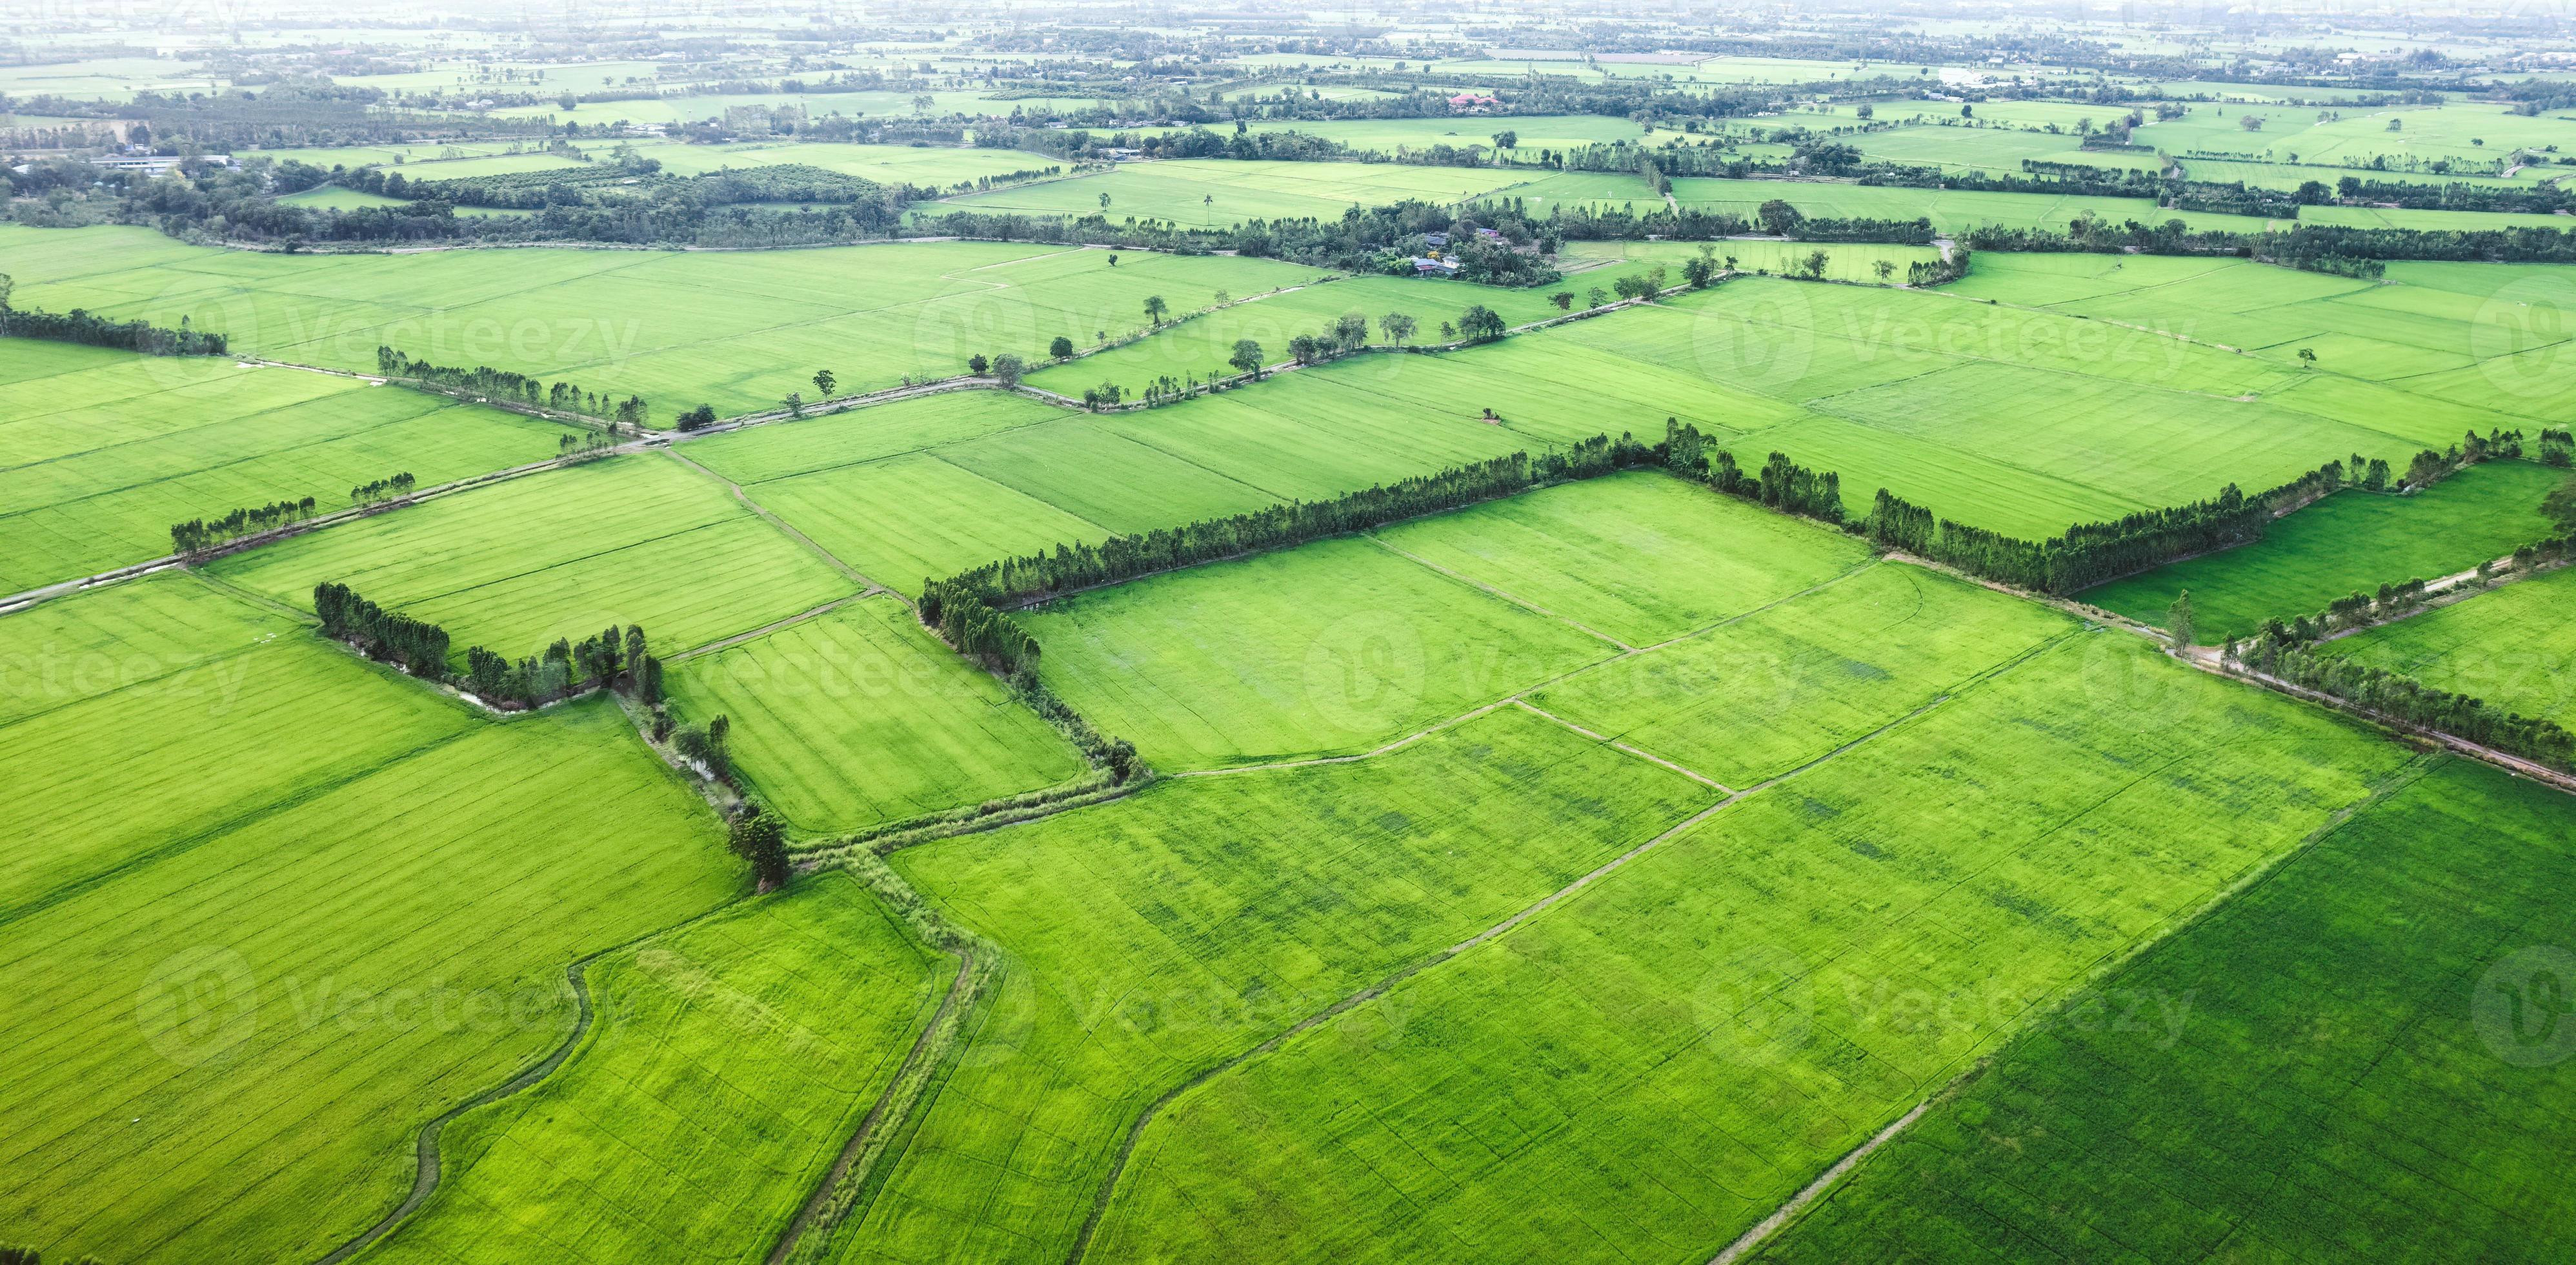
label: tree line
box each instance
[1963,219,2576,267]
[0,296,226,356]
[461,624,661,712]
[918,434,1658,674]
[314,582,450,678]
[376,346,646,427]
[351,472,416,505]
[2228,624,2575,773]
[170,498,318,556]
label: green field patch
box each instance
[1091,372,1536,503]
[750,452,1110,589]
[1473,170,1664,215]
[634,139,1062,190]
[0,340,567,591]
[0,227,1316,416]
[1531,562,2071,787]
[208,453,855,660]
[683,389,1064,487]
[928,159,1525,226]
[848,705,1720,1264]
[2324,562,2576,725]
[1373,471,1873,645]
[2085,460,2566,643]
[1668,177,2265,234]
[0,694,736,1264]
[1753,756,2576,1262]
[668,597,1083,833]
[0,575,474,911]
[1561,237,1945,284]
[1092,633,2410,1264]
[1024,534,1619,769]
[368,873,951,1263]
[933,417,1284,534]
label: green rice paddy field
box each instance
[0,339,569,591]
[2324,563,2576,725]
[0,574,739,1264]
[925,159,1529,225]
[1669,177,2271,234]
[2083,459,2569,643]
[10,185,2576,1265]
[1753,754,2575,1262]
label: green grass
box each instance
[683,389,1065,486]
[0,687,738,1264]
[631,140,1063,192]
[206,452,856,663]
[1529,561,2072,787]
[1371,470,1874,645]
[1470,170,1664,215]
[2324,562,2576,725]
[1846,122,2167,179]
[840,705,1721,1264]
[0,339,569,591]
[0,226,1318,416]
[747,451,1114,589]
[2084,460,2568,643]
[927,159,1529,227]
[367,873,951,1264]
[1023,533,1620,769]
[667,597,1084,835]
[1560,238,1945,284]
[1752,755,2576,1263]
[1087,632,2412,1264]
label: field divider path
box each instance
[669,596,865,663]
[1066,634,2065,1264]
[310,896,752,1265]
[1510,699,1731,792]
[665,449,889,596]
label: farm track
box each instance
[667,449,889,595]
[308,899,747,1265]
[1065,631,2075,1263]
[764,944,978,1265]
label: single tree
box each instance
[1491,129,1518,149]
[990,354,1026,388]
[968,352,991,375]
[1380,311,1418,343]
[1143,294,1169,324]
[1586,285,1609,309]
[782,390,805,418]
[1049,334,1075,359]
[1874,259,1897,283]
[1099,192,1112,212]
[812,369,836,397]
[729,806,790,891]
[2166,591,2197,649]
[1229,338,1265,378]
[1333,310,1369,349]
[1549,291,1574,311]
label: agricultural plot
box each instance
[0,339,567,592]
[367,873,951,1264]
[2184,156,2542,191]
[667,597,1084,835]
[1089,632,2413,1265]
[1468,170,1662,215]
[926,159,1527,226]
[2299,203,2576,232]
[1529,561,2070,787]
[1216,114,1649,155]
[0,226,1318,415]
[0,693,736,1265]
[1846,122,2166,179]
[207,452,856,663]
[2324,563,2576,725]
[1754,756,2576,1264]
[845,706,1721,1264]
[630,140,1063,190]
[1022,534,1618,769]
[2141,101,2576,175]
[1372,470,1875,646]
[1667,176,2269,234]
[2084,460,2567,644]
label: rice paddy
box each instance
[2324,562,2576,725]
[925,159,1529,226]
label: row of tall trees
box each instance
[350,472,416,505]
[2228,629,2575,773]
[170,497,317,555]
[1661,421,1846,523]
[376,345,645,425]
[919,434,1657,672]
[0,303,226,356]
[313,582,449,676]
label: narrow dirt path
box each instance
[665,449,887,595]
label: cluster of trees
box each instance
[314,582,449,676]
[2228,629,2575,773]
[920,434,1657,672]
[1964,219,2576,267]
[376,346,645,425]
[674,403,721,430]
[727,802,787,890]
[461,624,658,711]
[408,162,892,213]
[350,472,416,505]
[2541,429,2573,468]
[1660,421,1846,522]
[170,497,318,555]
